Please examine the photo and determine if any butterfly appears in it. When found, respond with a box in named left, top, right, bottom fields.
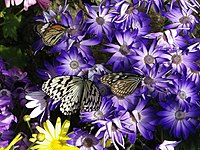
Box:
left=100, top=72, right=144, bottom=97
left=35, top=23, right=67, bottom=46
left=42, top=76, right=102, bottom=115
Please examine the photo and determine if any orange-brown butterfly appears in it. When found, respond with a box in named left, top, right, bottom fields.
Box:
left=35, top=23, right=67, bottom=46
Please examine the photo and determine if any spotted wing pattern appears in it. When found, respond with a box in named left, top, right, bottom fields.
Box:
left=42, top=76, right=101, bottom=115
left=100, top=73, right=143, bottom=97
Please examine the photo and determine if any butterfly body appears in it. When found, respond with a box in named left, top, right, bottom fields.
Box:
left=42, top=76, right=101, bottom=115
left=100, top=73, right=144, bottom=97
left=36, top=23, right=67, bottom=46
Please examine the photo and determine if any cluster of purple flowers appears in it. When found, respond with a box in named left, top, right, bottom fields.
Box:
left=25, top=0, right=200, bottom=149
left=0, top=58, right=35, bottom=148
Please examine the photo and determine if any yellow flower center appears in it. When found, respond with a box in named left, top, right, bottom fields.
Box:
left=51, top=139, right=64, bottom=149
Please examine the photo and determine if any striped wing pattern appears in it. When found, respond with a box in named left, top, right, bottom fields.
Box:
left=42, top=76, right=101, bottom=115
left=36, top=24, right=66, bottom=46
left=42, top=24, right=66, bottom=46
left=100, top=73, right=143, bottom=97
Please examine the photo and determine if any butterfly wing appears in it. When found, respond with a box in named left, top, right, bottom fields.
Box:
left=36, top=24, right=66, bottom=46
left=42, top=76, right=102, bottom=115
left=100, top=73, right=143, bottom=97
left=42, top=76, right=83, bottom=115
left=42, top=24, right=66, bottom=46
left=80, top=80, right=102, bottom=112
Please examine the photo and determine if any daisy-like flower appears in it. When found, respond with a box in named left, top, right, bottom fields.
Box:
left=80, top=97, right=115, bottom=123
left=128, top=98, right=157, bottom=140
left=2, top=67, right=30, bottom=87
left=157, top=101, right=200, bottom=139
left=29, top=117, right=79, bottom=150
left=156, top=140, right=181, bottom=150
left=143, top=29, right=187, bottom=49
left=56, top=48, right=90, bottom=76
left=0, top=133, right=23, bottom=149
left=163, top=6, right=197, bottom=34
left=67, top=128, right=104, bottom=150
left=85, top=2, right=114, bottom=42
left=102, top=30, right=138, bottom=71
left=132, top=39, right=170, bottom=71
left=94, top=111, right=134, bottom=150
left=112, top=1, right=140, bottom=29
left=140, top=64, right=173, bottom=98
left=163, top=48, right=199, bottom=74
left=25, top=91, right=48, bottom=118
left=170, top=77, right=199, bottom=110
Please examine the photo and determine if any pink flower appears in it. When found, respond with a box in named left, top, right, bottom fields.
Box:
left=4, top=0, right=23, bottom=8
left=37, top=0, right=51, bottom=9
left=4, top=0, right=50, bottom=10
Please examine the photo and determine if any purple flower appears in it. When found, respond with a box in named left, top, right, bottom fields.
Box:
left=163, top=48, right=199, bottom=74
left=85, top=2, right=114, bottom=42
left=163, top=6, right=198, bottom=33
left=157, top=101, right=200, bottom=139
left=170, top=77, right=199, bottom=110
left=2, top=67, right=30, bottom=86
left=0, top=95, right=12, bottom=109
left=132, top=40, right=170, bottom=71
left=80, top=97, right=115, bottom=123
left=67, top=128, right=104, bottom=150
left=129, top=99, right=157, bottom=140
left=36, top=60, right=58, bottom=80
left=0, top=110, right=17, bottom=133
left=63, top=10, right=86, bottom=41
left=56, top=48, right=90, bottom=76
left=140, top=64, right=173, bottom=98
left=94, top=111, right=134, bottom=150
left=0, top=130, right=14, bottom=148
left=102, top=30, right=138, bottom=71
left=143, top=29, right=187, bottom=49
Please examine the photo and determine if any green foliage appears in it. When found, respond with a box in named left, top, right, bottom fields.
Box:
left=0, top=45, right=27, bottom=68
left=2, top=11, right=22, bottom=40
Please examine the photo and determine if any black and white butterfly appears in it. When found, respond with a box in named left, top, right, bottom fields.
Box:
left=42, top=76, right=102, bottom=115
left=100, top=73, right=144, bottom=97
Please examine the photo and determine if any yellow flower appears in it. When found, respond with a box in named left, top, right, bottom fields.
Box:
left=0, top=134, right=23, bottom=150
left=29, top=117, right=79, bottom=150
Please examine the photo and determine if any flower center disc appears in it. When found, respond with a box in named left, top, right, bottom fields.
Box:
left=119, top=44, right=130, bottom=55
left=82, top=137, right=94, bottom=148
left=178, top=90, right=187, bottom=100
left=175, top=110, right=185, bottom=120
left=96, top=17, right=105, bottom=25
left=144, top=55, right=154, bottom=64
left=179, top=16, right=192, bottom=24
left=94, top=110, right=104, bottom=119
left=70, top=60, right=79, bottom=70
left=172, top=54, right=182, bottom=64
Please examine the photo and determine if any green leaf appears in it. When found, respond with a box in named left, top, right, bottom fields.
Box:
left=0, top=45, right=27, bottom=68
left=2, top=13, right=22, bottom=40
